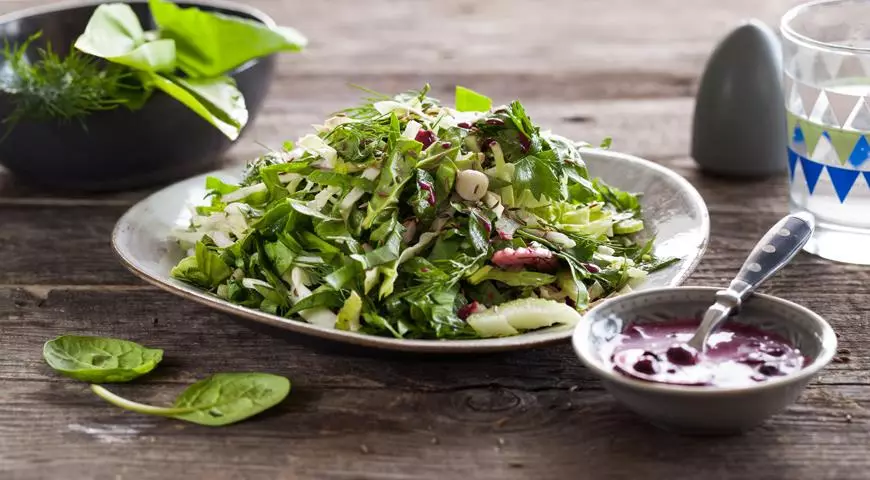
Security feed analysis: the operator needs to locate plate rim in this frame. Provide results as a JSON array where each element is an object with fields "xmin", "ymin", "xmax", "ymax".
[{"xmin": 112, "ymin": 148, "xmax": 710, "ymax": 353}]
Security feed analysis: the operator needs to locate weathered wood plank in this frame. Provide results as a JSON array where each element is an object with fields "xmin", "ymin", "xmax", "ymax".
[
  {"xmin": 1, "ymin": 285, "xmax": 867, "ymax": 479},
  {"xmin": 0, "ymin": 378, "xmax": 867, "ymax": 479}
]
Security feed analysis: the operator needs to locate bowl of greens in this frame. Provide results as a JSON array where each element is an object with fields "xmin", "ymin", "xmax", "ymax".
[
  {"xmin": 112, "ymin": 85, "xmax": 710, "ymax": 353},
  {"xmin": 0, "ymin": 0, "xmax": 306, "ymax": 191}
]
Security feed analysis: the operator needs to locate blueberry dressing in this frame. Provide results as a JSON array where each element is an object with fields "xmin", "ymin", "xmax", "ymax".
[{"xmin": 602, "ymin": 319, "xmax": 807, "ymax": 387}]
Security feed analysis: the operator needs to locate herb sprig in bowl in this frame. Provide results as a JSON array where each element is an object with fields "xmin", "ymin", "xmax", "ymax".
[{"xmin": 0, "ymin": 0, "xmax": 304, "ymax": 190}]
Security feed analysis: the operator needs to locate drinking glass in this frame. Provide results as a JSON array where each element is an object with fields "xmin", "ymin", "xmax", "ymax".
[{"xmin": 782, "ymin": 0, "xmax": 870, "ymax": 264}]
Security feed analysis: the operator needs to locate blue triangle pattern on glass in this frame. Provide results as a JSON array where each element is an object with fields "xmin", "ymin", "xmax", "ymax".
[
  {"xmin": 800, "ymin": 156, "xmax": 824, "ymax": 194},
  {"xmin": 787, "ymin": 148, "xmax": 798, "ymax": 181},
  {"xmin": 827, "ymin": 165, "xmax": 860, "ymax": 203},
  {"xmin": 792, "ymin": 124, "xmax": 805, "ymax": 145},
  {"xmin": 849, "ymin": 135, "xmax": 870, "ymax": 167},
  {"xmin": 863, "ymin": 172, "xmax": 870, "ymax": 191}
]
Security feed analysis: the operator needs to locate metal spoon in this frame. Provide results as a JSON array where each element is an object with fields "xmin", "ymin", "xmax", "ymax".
[{"xmin": 685, "ymin": 212, "xmax": 815, "ymax": 352}]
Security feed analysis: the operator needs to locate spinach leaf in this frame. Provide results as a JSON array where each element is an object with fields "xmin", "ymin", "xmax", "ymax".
[
  {"xmin": 74, "ymin": 4, "xmax": 176, "ymax": 72},
  {"xmin": 149, "ymin": 0, "xmax": 306, "ymax": 77},
  {"xmin": 467, "ymin": 267, "xmax": 556, "ymax": 287},
  {"xmin": 43, "ymin": 335, "xmax": 163, "ymax": 383},
  {"xmin": 73, "ymin": 3, "xmax": 251, "ymax": 140},
  {"xmin": 307, "ymin": 170, "xmax": 374, "ymax": 191},
  {"xmin": 467, "ymin": 213, "xmax": 489, "ymax": 254},
  {"xmin": 411, "ymin": 169, "xmax": 436, "ymax": 222},
  {"xmin": 263, "ymin": 240, "xmax": 296, "ymax": 276},
  {"xmin": 593, "ymin": 178, "xmax": 640, "ymax": 213},
  {"xmin": 148, "ymin": 74, "xmax": 247, "ymax": 140},
  {"xmin": 205, "ymin": 175, "xmax": 240, "ymax": 196},
  {"xmin": 286, "ymin": 290, "xmax": 344, "ymax": 315},
  {"xmin": 455, "ymin": 85, "xmax": 492, "ymax": 112},
  {"xmin": 171, "ymin": 241, "xmax": 233, "ymax": 288},
  {"xmin": 91, "ymin": 372, "xmax": 290, "ymax": 426},
  {"xmin": 363, "ymin": 137, "xmax": 420, "ymax": 228}
]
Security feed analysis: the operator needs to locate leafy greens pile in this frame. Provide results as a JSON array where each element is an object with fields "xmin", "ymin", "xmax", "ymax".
[
  {"xmin": 0, "ymin": 0, "xmax": 306, "ymax": 139},
  {"xmin": 171, "ymin": 86, "xmax": 675, "ymax": 339}
]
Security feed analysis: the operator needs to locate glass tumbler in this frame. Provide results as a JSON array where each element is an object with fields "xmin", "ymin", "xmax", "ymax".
[{"xmin": 782, "ymin": 0, "xmax": 870, "ymax": 264}]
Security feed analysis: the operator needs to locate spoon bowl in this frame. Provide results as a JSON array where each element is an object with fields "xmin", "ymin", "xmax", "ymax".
[{"xmin": 572, "ymin": 286, "xmax": 836, "ymax": 434}]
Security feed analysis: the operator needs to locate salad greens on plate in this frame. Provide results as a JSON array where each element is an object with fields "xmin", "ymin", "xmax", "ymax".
[{"xmin": 171, "ymin": 85, "xmax": 675, "ymax": 340}]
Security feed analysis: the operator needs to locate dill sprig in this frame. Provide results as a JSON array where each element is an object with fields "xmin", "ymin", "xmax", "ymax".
[{"xmin": 0, "ymin": 32, "xmax": 134, "ymax": 130}]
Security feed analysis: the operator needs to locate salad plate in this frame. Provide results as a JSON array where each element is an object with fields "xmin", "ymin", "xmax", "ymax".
[{"xmin": 113, "ymin": 148, "xmax": 709, "ymax": 353}]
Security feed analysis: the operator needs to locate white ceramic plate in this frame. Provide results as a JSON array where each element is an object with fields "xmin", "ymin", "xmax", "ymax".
[{"xmin": 113, "ymin": 149, "xmax": 709, "ymax": 353}]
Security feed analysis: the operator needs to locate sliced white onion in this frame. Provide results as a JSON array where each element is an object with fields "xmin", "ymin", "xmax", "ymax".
[{"xmin": 221, "ymin": 183, "xmax": 267, "ymax": 203}]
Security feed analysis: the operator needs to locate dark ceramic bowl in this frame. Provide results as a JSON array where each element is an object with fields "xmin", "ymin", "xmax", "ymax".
[{"xmin": 0, "ymin": 0, "xmax": 278, "ymax": 191}]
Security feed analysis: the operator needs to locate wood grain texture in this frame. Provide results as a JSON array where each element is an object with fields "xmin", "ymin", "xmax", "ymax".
[
  {"xmin": 2, "ymin": 0, "xmax": 866, "ymax": 478},
  {"xmin": 1, "ymin": 288, "xmax": 868, "ymax": 480}
]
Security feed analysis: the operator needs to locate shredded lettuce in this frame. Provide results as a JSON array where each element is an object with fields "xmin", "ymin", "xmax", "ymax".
[{"xmin": 170, "ymin": 85, "xmax": 674, "ymax": 340}]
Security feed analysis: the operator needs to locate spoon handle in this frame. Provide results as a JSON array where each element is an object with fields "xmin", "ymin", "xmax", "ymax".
[
  {"xmin": 686, "ymin": 212, "xmax": 815, "ymax": 351},
  {"xmin": 728, "ymin": 211, "xmax": 815, "ymax": 299}
]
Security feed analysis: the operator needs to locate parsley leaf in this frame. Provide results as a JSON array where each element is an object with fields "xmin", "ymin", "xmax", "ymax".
[{"xmin": 512, "ymin": 152, "xmax": 564, "ymax": 202}]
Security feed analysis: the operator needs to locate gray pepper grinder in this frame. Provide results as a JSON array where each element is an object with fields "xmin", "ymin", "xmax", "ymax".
[{"xmin": 691, "ymin": 20, "xmax": 787, "ymax": 177}]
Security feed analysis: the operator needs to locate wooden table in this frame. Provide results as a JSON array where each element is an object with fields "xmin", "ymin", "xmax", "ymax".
[{"xmin": 2, "ymin": 0, "xmax": 866, "ymax": 478}]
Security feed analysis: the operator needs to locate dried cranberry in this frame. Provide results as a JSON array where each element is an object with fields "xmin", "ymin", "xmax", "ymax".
[
  {"xmin": 457, "ymin": 122, "xmax": 472, "ymax": 129},
  {"xmin": 415, "ymin": 129, "xmax": 436, "ymax": 149},
  {"xmin": 472, "ymin": 211, "xmax": 491, "ymax": 234},
  {"xmin": 417, "ymin": 180, "xmax": 436, "ymax": 206},
  {"xmin": 758, "ymin": 364, "xmax": 781, "ymax": 376},
  {"xmin": 665, "ymin": 344, "xmax": 699, "ymax": 366},
  {"xmin": 485, "ymin": 118, "xmax": 505, "ymax": 126},
  {"xmin": 582, "ymin": 263, "xmax": 601, "ymax": 273},
  {"xmin": 457, "ymin": 301, "xmax": 482, "ymax": 320},
  {"xmin": 518, "ymin": 133, "xmax": 531, "ymax": 152},
  {"xmin": 441, "ymin": 142, "xmax": 452, "ymax": 149},
  {"xmin": 633, "ymin": 358, "xmax": 659, "ymax": 375}
]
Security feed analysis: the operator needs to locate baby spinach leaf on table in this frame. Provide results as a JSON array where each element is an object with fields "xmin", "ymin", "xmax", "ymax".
[
  {"xmin": 455, "ymin": 85, "xmax": 492, "ymax": 112},
  {"xmin": 149, "ymin": 0, "xmax": 307, "ymax": 77},
  {"xmin": 43, "ymin": 335, "xmax": 163, "ymax": 383},
  {"xmin": 74, "ymin": 4, "xmax": 176, "ymax": 72},
  {"xmin": 91, "ymin": 373, "xmax": 290, "ymax": 426}
]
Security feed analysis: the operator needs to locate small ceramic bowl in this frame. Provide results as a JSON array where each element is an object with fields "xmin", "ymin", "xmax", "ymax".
[
  {"xmin": 572, "ymin": 286, "xmax": 837, "ymax": 434},
  {"xmin": 0, "ymin": 0, "xmax": 278, "ymax": 191}
]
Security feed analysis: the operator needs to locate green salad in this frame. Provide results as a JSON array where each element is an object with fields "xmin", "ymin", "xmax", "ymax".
[{"xmin": 171, "ymin": 86, "xmax": 675, "ymax": 339}]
